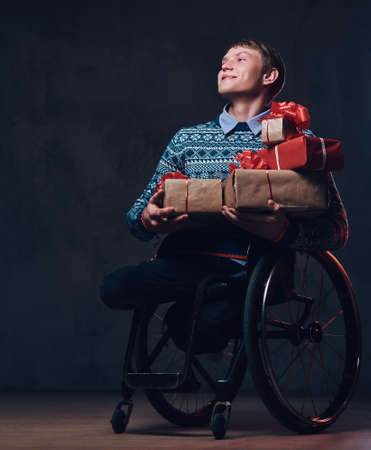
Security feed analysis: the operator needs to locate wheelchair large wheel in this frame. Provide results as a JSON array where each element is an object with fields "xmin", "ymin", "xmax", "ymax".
[
  {"xmin": 134, "ymin": 303, "xmax": 247, "ymax": 427},
  {"xmin": 245, "ymin": 249, "xmax": 361, "ymax": 434}
]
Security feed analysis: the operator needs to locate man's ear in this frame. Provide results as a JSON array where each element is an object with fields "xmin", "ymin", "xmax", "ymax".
[{"xmin": 262, "ymin": 67, "xmax": 279, "ymax": 87}]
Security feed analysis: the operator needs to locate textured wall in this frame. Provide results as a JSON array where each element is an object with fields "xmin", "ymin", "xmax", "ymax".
[{"xmin": 1, "ymin": 0, "xmax": 370, "ymax": 392}]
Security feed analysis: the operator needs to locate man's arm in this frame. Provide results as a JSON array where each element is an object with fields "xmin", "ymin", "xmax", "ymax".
[
  {"xmin": 286, "ymin": 172, "xmax": 349, "ymax": 250},
  {"xmin": 222, "ymin": 128, "xmax": 349, "ymax": 250},
  {"xmin": 126, "ymin": 129, "xmax": 187, "ymax": 241},
  {"xmin": 284, "ymin": 128, "xmax": 348, "ymax": 251}
]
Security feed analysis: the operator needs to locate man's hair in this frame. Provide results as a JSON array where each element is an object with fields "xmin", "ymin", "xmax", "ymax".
[{"xmin": 226, "ymin": 38, "xmax": 286, "ymax": 100}]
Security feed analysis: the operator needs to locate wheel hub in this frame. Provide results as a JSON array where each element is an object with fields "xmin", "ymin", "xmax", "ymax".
[
  {"xmin": 289, "ymin": 321, "xmax": 323, "ymax": 345},
  {"xmin": 308, "ymin": 321, "xmax": 323, "ymax": 343}
]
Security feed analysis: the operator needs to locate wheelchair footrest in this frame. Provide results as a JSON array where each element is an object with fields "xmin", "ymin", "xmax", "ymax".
[{"xmin": 126, "ymin": 372, "xmax": 182, "ymax": 390}]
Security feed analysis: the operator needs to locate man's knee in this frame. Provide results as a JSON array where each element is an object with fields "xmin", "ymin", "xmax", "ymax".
[
  {"xmin": 99, "ymin": 273, "xmax": 120, "ymax": 310},
  {"xmin": 99, "ymin": 267, "xmax": 136, "ymax": 310}
]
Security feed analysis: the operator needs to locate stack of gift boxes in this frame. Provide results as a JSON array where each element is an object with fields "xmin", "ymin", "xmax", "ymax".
[{"xmin": 161, "ymin": 101, "xmax": 344, "ymax": 220}]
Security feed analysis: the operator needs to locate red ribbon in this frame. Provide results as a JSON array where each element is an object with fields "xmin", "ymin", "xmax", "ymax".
[
  {"xmin": 155, "ymin": 171, "xmax": 188, "ymax": 193},
  {"xmin": 229, "ymin": 150, "xmax": 269, "ymax": 174},
  {"xmin": 185, "ymin": 179, "xmax": 189, "ymax": 212},
  {"xmin": 260, "ymin": 101, "xmax": 311, "ymax": 131},
  {"xmin": 266, "ymin": 170, "xmax": 273, "ymax": 199}
]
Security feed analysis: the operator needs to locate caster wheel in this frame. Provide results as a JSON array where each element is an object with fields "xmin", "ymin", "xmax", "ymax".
[
  {"xmin": 211, "ymin": 413, "xmax": 227, "ymax": 440},
  {"xmin": 111, "ymin": 408, "xmax": 127, "ymax": 434}
]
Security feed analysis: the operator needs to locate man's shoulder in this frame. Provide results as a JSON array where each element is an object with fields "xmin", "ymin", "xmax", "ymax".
[
  {"xmin": 177, "ymin": 118, "xmax": 220, "ymax": 134},
  {"xmin": 172, "ymin": 118, "xmax": 221, "ymax": 143}
]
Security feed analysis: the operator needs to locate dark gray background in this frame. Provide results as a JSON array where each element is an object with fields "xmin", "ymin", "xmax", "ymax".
[{"xmin": 1, "ymin": 0, "xmax": 369, "ymax": 393}]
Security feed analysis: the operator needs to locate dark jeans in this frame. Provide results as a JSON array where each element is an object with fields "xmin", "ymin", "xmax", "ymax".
[{"xmin": 99, "ymin": 255, "xmax": 244, "ymax": 311}]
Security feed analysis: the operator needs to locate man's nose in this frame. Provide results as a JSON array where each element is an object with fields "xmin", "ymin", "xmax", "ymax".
[{"xmin": 222, "ymin": 60, "xmax": 233, "ymax": 71}]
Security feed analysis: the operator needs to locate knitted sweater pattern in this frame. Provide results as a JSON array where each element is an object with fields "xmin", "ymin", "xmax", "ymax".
[{"xmin": 126, "ymin": 118, "xmax": 348, "ymax": 253}]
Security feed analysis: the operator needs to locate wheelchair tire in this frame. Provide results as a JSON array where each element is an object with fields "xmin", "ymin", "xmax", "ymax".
[
  {"xmin": 134, "ymin": 305, "xmax": 247, "ymax": 427},
  {"xmin": 245, "ymin": 249, "xmax": 362, "ymax": 434},
  {"xmin": 211, "ymin": 413, "xmax": 227, "ymax": 439},
  {"xmin": 110, "ymin": 408, "xmax": 127, "ymax": 434}
]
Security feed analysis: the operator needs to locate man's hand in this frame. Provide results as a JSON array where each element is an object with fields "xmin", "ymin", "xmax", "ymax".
[
  {"xmin": 142, "ymin": 189, "xmax": 190, "ymax": 234},
  {"xmin": 221, "ymin": 199, "xmax": 289, "ymax": 241}
]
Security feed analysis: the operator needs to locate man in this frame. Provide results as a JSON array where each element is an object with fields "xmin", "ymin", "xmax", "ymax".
[{"xmin": 100, "ymin": 38, "xmax": 348, "ymax": 311}]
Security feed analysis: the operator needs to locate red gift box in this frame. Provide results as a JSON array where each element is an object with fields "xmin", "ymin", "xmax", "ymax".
[
  {"xmin": 260, "ymin": 101, "xmax": 311, "ymax": 146},
  {"xmin": 258, "ymin": 135, "xmax": 344, "ymax": 171}
]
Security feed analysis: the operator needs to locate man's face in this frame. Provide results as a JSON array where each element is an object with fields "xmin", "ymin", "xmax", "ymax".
[{"xmin": 217, "ymin": 46, "xmax": 265, "ymax": 99}]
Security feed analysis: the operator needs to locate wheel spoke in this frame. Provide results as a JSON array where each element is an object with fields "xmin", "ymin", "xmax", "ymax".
[
  {"xmin": 192, "ymin": 357, "xmax": 218, "ymax": 391},
  {"xmin": 311, "ymin": 284, "xmax": 336, "ymax": 320},
  {"xmin": 305, "ymin": 344, "xmax": 334, "ymax": 405},
  {"xmin": 322, "ymin": 310, "xmax": 344, "ymax": 330},
  {"xmin": 323, "ymin": 285, "xmax": 335, "ymax": 300},
  {"xmin": 300, "ymin": 254, "xmax": 310, "ymax": 296},
  {"xmin": 323, "ymin": 333, "xmax": 345, "ymax": 337},
  {"xmin": 306, "ymin": 345, "xmax": 318, "ymax": 417},
  {"xmin": 284, "ymin": 345, "xmax": 296, "ymax": 398},
  {"xmin": 269, "ymin": 342, "xmax": 287, "ymax": 356},
  {"xmin": 322, "ymin": 338, "xmax": 346, "ymax": 361},
  {"xmin": 318, "ymin": 345, "xmax": 333, "ymax": 404},
  {"xmin": 304, "ymin": 344, "xmax": 340, "ymax": 385},
  {"xmin": 276, "ymin": 343, "xmax": 309, "ymax": 382},
  {"xmin": 266, "ymin": 318, "xmax": 292, "ymax": 329},
  {"xmin": 295, "ymin": 255, "xmax": 310, "ymax": 323},
  {"xmin": 164, "ymin": 348, "xmax": 182, "ymax": 371},
  {"xmin": 318, "ymin": 267, "xmax": 325, "ymax": 322},
  {"xmin": 264, "ymin": 330, "xmax": 292, "ymax": 339},
  {"xmin": 267, "ymin": 307, "xmax": 290, "ymax": 324},
  {"xmin": 298, "ymin": 344, "xmax": 317, "ymax": 417},
  {"xmin": 147, "ymin": 330, "xmax": 171, "ymax": 367},
  {"xmin": 311, "ymin": 266, "xmax": 325, "ymax": 322},
  {"xmin": 288, "ymin": 291, "xmax": 294, "ymax": 323}
]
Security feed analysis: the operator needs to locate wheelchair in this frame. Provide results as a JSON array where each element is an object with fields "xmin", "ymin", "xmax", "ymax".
[{"xmin": 109, "ymin": 243, "xmax": 362, "ymax": 440}]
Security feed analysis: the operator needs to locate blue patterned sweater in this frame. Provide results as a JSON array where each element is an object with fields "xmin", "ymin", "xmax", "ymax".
[{"xmin": 126, "ymin": 117, "xmax": 348, "ymax": 257}]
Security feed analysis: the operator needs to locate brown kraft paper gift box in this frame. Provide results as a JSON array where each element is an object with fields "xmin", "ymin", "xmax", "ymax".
[
  {"xmin": 163, "ymin": 178, "xmax": 222, "ymax": 215},
  {"xmin": 261, "ymin": 117, "xmax": 298, "ymax": 146},
  {"xmin": 223, "ymin": 169, "xmax": 329, "ymax": 217}
]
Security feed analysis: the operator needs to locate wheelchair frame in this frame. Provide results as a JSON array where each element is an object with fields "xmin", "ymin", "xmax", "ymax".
[{"xmin": 110, "ymin": 244, "xmax": 362, "ymax": 439}]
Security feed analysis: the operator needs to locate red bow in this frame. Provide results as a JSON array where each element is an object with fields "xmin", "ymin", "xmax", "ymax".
[
  {"xmin": 229, "ymin": 150, "xmax": 269, "ymax": 174},
  {"xmin": 155, "ymin": 171, "xmax": 188, "ymax": 192},
  {"xmin": 261, "ymin": 101, "xmax": 311, "ymax": 131}
]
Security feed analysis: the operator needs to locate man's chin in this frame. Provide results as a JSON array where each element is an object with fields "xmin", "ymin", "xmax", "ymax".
[
  {"xmin": 218, "ymin": 89, "xmax": 242, "ymax": 101},
  {"xmin": 218, "ymin": 87, "xmax": 259, "ymax": 102}
]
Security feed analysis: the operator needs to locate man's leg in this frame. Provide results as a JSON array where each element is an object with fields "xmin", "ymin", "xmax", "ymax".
[{"xmin": 99, "ymin": 255, "xmax": 243, "ymax": 311}]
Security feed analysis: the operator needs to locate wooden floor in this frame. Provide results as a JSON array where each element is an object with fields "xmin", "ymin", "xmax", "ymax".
[{"xmin": 0, "ymin": 392, "xmax": 370, "ymax": 449}]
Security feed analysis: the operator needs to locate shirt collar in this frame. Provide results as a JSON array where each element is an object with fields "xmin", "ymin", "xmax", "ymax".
[{"xmin": 219, "ymin": 104, "xmax": 270, "ymax": 135}]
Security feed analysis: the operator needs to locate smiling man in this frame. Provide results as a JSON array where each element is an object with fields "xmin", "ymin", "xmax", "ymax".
[{"xmin": 99, "ymin": 38, "xmax": 348, "ymax": 312}]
